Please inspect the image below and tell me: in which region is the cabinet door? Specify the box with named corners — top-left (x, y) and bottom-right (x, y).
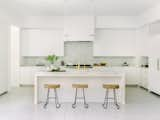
top-left (139, 68), bottom-right (148, 89)
top-left (125, 68), bottom-right (140, 85)
top-left (64, 16), bottom-right (95, 41)
top-left (20, 67), bottom-right (31, 85)
top-left (148, 57), bottom-right (160, 94)
top-left (20, 67), bottom-right (46, 85)
top-left (150, 21), bottom-right (160, 35)
top-left (136, 26), bottom-right (150, 56)
top-left (148, 70), bottom-right (160, 93)
top-left (93, 29), bottom-right (136, 56)
top-left (21, 29), bottom-right (64, 56)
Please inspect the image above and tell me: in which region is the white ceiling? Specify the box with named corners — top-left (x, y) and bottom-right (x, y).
top-left (0, 0), bottom-right (160, 16)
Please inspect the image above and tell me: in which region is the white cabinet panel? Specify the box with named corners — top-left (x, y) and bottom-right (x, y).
top-left (139, 68), bottom-right (148, 89)
top-left (21, 29), bottom-right (64, 56)
top-left (20, 67), bottom-right (31, 85)
top-left (124, 67), bottom-right (140, 85)
top-left (150, 21), bottom-right (160, 35)
top-left (93, 29), bottom-right (136, 56)
top-left (64, 16), bottom-right (95, 41)
top-left (20, 67), bottom-right (46, 85)
top-left (96, 16), bottom-right (139, 28)
top-left (148, 57), bottom-right (160, 95)
top-left (135, 26), bottom-right (150, 56)
top-left (149, 70), bottom-right (160, 94)
top-left (107, 67), bottom-right (140, 85)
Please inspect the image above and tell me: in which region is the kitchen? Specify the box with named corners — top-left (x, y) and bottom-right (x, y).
top-left (0, 0), bottom-right (160, 120)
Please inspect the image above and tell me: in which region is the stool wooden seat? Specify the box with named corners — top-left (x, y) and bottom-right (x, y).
top-left (103, 84), bottom-right (119, 89)
top-left (43, 84), bottom-right (61, 109)
top-left (72, 84), bottom-right (88, 88)
top-left (44, 84), bottom-right (60, 89)
top-left (72, 84), bottom-right (88, 108)
top-left (102, 84), bottom-right (120, 109)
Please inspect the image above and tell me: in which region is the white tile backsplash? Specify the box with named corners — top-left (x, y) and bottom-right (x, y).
top-left (64, 41), bottom-right (93, 64)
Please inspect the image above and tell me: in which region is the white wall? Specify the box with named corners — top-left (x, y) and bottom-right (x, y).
top-left (10, 26), bottom-right (20, 87)
top-left (0, 8), bottom-right (23, 90)
top-left (0, 13), bottom-right (10, 93)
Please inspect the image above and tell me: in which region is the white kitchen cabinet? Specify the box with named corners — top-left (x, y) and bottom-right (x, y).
top-left (93, 29), bottom-right (137, 56)
top-left (150, 21), bottom-right (160, 35)
top-left (135, 25), bottom-right (150, 56)
top-left (147, 27), bottom-right (160, 95)
top-left (96, 16), bottom-right (138, 29)
top-left (21, 29), bottom-right (64, 56)
top-left (64, 16), bottom-right (95, 41)
top-left (139, 68), bottom-right (148, 89)
top-left (103, 67), bottom-right (140, 85)
top-left (20, 67), bottom-right (45, 85)
top-left (148, 57), bottom-right (160, 95)
top-left (123, 67), bottom-right (140, 85)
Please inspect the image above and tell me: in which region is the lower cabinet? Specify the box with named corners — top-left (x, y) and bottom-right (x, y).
top-left (122, 67), bottom-right (141, 85)
top-left (139, 68), bottom-right (148, 89)
top-left (20, 66), bottom-right (144, 86)
top-left (148, 57), bottom-right (160, 95)
top-left (104, 67), bottom-right (141, 85)
top-left (148, 71), bottom-right (160, 94)
top-left (20, 67), bottom-right (46, 85)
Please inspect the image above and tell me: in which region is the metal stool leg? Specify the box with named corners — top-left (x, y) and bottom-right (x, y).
top-left (102, 89), bottom-right (109, 109)
top-left (113, 89), bottom-right (120, 109)
top-left (72, 88), bottom-right (78, 108)
top-left (54, 88), bottom-right (61, 108)
top-left (43, 88), bottom-right (50, 109)
top-left (82, 88), bottom-right (88, 108)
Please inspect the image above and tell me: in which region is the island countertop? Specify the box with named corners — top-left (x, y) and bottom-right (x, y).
top-left (35, 71), bottom-right (125, 77)
top-left (34, 70), bottom-right (126, 105)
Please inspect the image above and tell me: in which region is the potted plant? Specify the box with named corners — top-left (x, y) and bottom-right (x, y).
top-left (46, 54), bottom-right (60, 71)
top-left (46, 54), bottom-right (59, 64)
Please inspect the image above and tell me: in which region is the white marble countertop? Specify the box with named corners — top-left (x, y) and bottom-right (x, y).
top-left (35, 66), bottom-right (126, 77)
top-left (35, 71), bottom-right (125, 77)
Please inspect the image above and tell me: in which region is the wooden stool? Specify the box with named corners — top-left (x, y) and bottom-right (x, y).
top-left (43, 84), bottom-right (61, 109)
top-left (102, 84), bottom-right (120, 109)
top-left (72, 84), bottom-right (89, 108)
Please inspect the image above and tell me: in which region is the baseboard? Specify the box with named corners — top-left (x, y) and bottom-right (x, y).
top-left (139, 86), bottom-right (148, 91)
top-left (150, 91), bottom-right (160, 97)
top-left (20, 84), bottom-right (34, 87)
top-left (0, 91), bottom-right (8, 96)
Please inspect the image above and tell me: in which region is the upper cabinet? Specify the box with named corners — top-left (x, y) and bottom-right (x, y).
top-left (150, 21), bottom-right (160, 35)
top-left (64, 16), bottom-right (95, 41)
top-left (21, 29), bottom-right (64, 56)
top-left (135, 25), bottom-right (150, 56)
top-left (96, 16), bottom-right (139, 29)
top-left (93, 29), bottom-right (137, 56)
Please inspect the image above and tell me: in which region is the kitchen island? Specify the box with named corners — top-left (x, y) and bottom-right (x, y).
top-left (34, 70), bottom-right (126, 104)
